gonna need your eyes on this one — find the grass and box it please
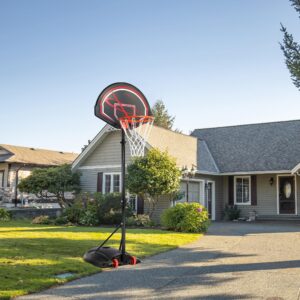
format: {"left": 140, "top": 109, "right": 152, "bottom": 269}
{"left": 0, "top": 220, "right": 200, "bottom": 299}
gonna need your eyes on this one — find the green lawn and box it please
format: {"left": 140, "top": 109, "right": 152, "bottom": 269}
{"left": 0, "top": 221, "right": 200, "bottom": 299}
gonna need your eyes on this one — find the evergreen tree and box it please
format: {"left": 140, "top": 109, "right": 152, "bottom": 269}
{"left": 280, "top": 0, "right": 300, "bottom": 91}
{"left": 152, "top": 100, "right": 175, "bottom": 129}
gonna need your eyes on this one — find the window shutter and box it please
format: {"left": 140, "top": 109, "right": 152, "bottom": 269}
{"left": 251, "top": 175, "right": 257, "bottom": 206}
{"left": 137, "top": 196, "right": 144, "bottom": 214}
{"left": 228, "top": 176, "right": 234, "bottom": 205}
{"left": 97, "top": 172, "right": 103, "bottom": 193}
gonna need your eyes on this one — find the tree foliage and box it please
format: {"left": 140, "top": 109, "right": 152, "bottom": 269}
{"left": 280, "top": 0, "right": 300, "bottom": 91}
{"left": 152, "top": 100, "right": 175, "bottom": 130}
{"left": 127, "top": 148, "right": 181, "bottom": 217}
{"left": 18, "top": 164, "right": 81, "bottom": 208}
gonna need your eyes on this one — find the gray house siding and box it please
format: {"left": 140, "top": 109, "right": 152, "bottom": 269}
{"left": 79, "top": 167, "right": 122, "bottom": 194}
{"left": 81, "top": 131, "right": 132, "bottom": 167}
{"left": 144, "top": 195, "right": 172, "bottom": 224}
{"left": 195, "top": 174, "right": 224, "bottom": 221}
{"left": 78, "top": 131, "right": 132, "bottom": 194}
{"left": 223, "top": 174, "right": 300, "bottom": 218}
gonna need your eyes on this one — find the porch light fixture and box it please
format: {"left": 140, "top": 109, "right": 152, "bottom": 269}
{"left": 269, "top": 177, "right": 274, "bottom": 186}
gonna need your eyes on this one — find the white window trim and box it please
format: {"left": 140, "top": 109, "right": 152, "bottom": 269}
{"left": 102, "top": 172, "right": 121, "bottom": 194}
{"left": 234, "top": 176, "right": 251, "bottom": 205}
{"left": 127, "top": 193, "right": 138, "bottom": 212}
{"left": 206, "top": 180, "right": 216, "bottom": 221}
{"left": 276, "top": 174, "right": 297, "bottom": 215}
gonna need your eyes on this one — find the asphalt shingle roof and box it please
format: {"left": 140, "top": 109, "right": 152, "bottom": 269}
{"left": 192, "top": 120, "right": 300, "bottom": 173}
{"left": 0, "top": 144, "right": 78, "bottom": 166}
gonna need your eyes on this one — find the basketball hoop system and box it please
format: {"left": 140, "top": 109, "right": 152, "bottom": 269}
{"left": 119, "top": 115, "right": 154, "bottom": 157}
{"left": 84, "top": 82, "right": 154, "bottom": 269}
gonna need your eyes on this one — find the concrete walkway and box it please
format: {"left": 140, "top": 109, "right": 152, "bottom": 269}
{"left": 18, "top": 222, "right": 300, "bottom": 300}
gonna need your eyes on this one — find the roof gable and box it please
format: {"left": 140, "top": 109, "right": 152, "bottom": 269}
{"left": 72, "top": 125, "right": 198, "bottom": 170}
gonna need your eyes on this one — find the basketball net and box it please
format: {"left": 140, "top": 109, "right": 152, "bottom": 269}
{"left": 119, "top": 116, "right": 154, "bottom": 157}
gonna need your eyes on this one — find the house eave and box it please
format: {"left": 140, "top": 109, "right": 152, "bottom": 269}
{"left": 291, "top": 163, "right": 300, "bottom": 174}
{"left": 196, "top": 170, "right": 292, "bottom": 176}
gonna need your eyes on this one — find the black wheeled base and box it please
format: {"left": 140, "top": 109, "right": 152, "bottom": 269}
{"left": 83, "top": 222, "right": 141, "bottom": 268}
{"left": 83, "top": 246, "right": 140, "bottom": 268}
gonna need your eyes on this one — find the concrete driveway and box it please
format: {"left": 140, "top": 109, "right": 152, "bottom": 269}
{"left": 18, "top": 222, "right": 300, "bottom": 300}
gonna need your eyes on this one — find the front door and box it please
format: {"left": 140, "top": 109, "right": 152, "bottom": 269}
{"left": 278, "top": 176, "right": 296, "bottom": 214}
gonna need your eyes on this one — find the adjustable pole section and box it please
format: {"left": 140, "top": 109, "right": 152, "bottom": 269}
{"left": 120, "top": 129, "right": 126, "bottom": 262}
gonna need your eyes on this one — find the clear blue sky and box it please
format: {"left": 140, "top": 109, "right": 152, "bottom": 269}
{"left": 0, "top": 0, "right": 299, "bottom": 153}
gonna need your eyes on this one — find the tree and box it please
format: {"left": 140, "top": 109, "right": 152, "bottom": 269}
{"left": 126, "top": 148, "right": 181, "bottom": 217}
{"left": 280, "top": 0, "right": 300, "bottom": 91}
{"left": 18, "top": 164, "right": 81, "bottom": 208}
{"left": 152, "top": 100, "right": 175, "bottom": 129}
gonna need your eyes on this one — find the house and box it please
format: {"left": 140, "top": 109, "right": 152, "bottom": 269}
{"left": 192, "top": 119, "right": 300, "bottom": 220}
{"left": 72, "top": 119, "right": 300, "bottom": 222}
{"left": 0, "top": 144, "right": 78, "bottom": 205}
{"left": 72, "top": 125, "right": 198, "bottom": 221}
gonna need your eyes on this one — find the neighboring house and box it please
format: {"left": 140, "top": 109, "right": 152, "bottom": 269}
{"left": 72, "top": 120, "right": 300, "bottom": 222}
{"left": 0, "top": 144, "right": 78, "bottom": 205}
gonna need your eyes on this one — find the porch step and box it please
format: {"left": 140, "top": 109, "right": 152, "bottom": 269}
{"left": 257, "top": 215, "right": 300, "bottom": 221}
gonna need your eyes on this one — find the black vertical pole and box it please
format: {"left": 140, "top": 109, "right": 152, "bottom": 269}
{"left": 14, "top": 169, "right": 19, "bottom": 207}
{"left": 120, "top": 129, "right": 126, "bottom": 262}
{"left": 186, "top": 180, "right": 189, "bottom": 202}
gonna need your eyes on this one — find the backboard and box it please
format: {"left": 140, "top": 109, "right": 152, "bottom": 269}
{"left": 94, "top": 82, "right": 152, "bottom": 129}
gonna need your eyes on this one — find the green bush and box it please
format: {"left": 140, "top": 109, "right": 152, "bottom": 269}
{"left": 53, "top": 192, "right": 134, "bottom": 226}
{"left": 79, "top": 204, "right": 99, "bottom": 226}
{"left": 63, "top": 202, "right": 84, "bottom": 224}
{"left": 97, "top": 193, "right": 134, "bottom": 225}
{"left": 127, "top": 214, "right": 153, "bottom": 227}
{"left": 31, "top": 215, "right": 52, "bottom": 225}
{"left": 161, "top": 203, "right": 210, "bottom": 233}
{"left": 0, "top": 208, "right": 11, "bottom": 222}
{"left": 54, "top": 215, "right": 69, "bottom": 225}
{"left": 224, "top": 205, "right": 240, "bottom": 221}
{"left": 102, "top": 211, "right": 123, "bottom": 225}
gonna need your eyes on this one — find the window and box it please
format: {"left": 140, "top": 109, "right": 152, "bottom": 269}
{"left": 234, "top": 176, "right": 251, "bottom": 205}
{"left": 127, "top": 194, "right": 137, "bottom": 212}
{"left": 103, "top": 173, "right": 121, "bottom": 193}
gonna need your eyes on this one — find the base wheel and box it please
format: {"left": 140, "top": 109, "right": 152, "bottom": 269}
{"left": 112, "top": 258, "right": 119, "bottom": 268}
{"left": 130, "top": 256, "right": 137, "bottom": 265}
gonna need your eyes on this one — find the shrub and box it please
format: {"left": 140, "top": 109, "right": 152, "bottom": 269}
{"left": 63, "top": 202, "right": 84, "bottom": 224}
{"left": 79, "top": 205, "right": 99, "bottom": 226}
{"left": 102, "top": 211, "right": 123, "bottom": 225}
{"left": 97, "top": 193, "right": 134, "bottom": 225}
{"left": 53, "top": 192, "right": 134, "bottom": 226}
{"left": 126, "top": 214, "right": 153, "bottom": 227}
{"left": 54, "top": 215, "right": 69, "bottom": 225}
{"left": 224, "top": 205, "right": 240, "bottom": 221}
{"left": 0, "top": 208, "right": 11, "bottom": 222}
{"left": 32, "top": 215, "right": 52, "bottom": 225}
{"left": 161, "top": 203, "right": 210, "bottom": 233}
